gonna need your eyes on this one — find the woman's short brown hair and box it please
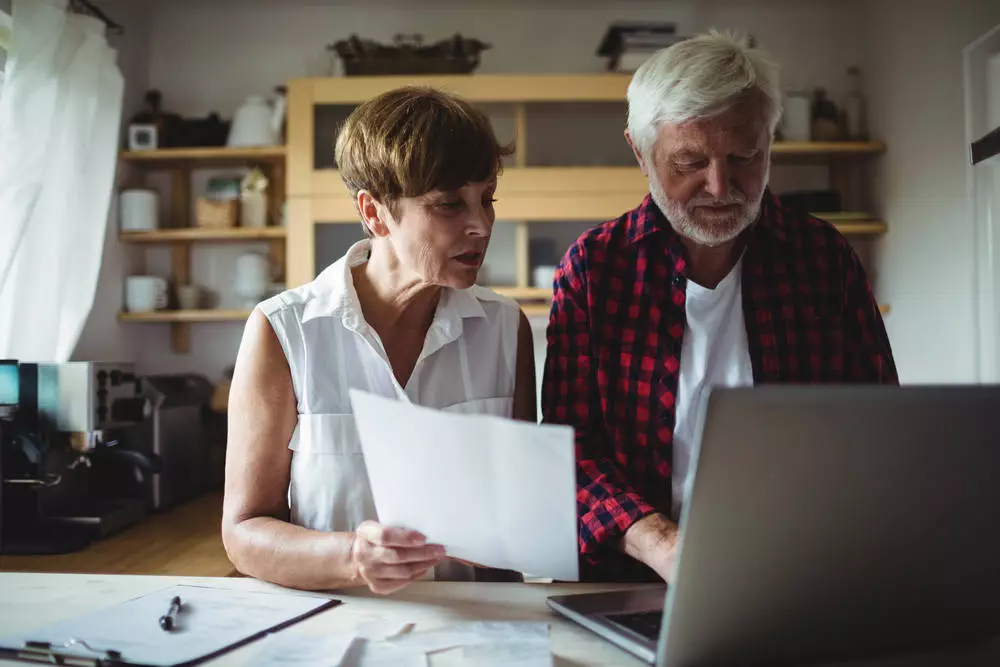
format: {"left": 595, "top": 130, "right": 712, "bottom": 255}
{"left": 335, "top": 87, "right": 513, "bottom": 232}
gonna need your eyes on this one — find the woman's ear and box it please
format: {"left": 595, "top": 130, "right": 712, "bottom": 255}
{"left": 357, "top": 190, "right": 391, "bottom": 238}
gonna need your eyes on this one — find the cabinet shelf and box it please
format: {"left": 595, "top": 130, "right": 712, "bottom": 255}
{"left": 306, "top": 168, "right": 889, "bottom": 228}
{"left": 120, "top": 227, "right": 286, "bottom": 243}
{"left": 771, "top": 141, "right": 885, "bottom": 155}
{"left": 118, "top": 309, "right": 252, "bottom": 323}
{"left": 491, "top": 286, "right": 551, "bottom": 301}
{"left": 121, "top": 146, "right": 286, "bottom": 167}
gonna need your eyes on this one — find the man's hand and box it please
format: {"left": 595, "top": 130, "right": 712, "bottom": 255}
{"left": 621, "top": 513, "right": 681, "bottom": 583}
{"left": 350, "top": 522, "right": 446, "bottom": 595}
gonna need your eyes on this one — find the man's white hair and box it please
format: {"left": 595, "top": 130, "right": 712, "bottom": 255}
{"left": 626, "top": 29, "right": 782, "bottom": 157}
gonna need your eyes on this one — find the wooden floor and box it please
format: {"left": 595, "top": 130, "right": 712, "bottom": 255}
{"left": 0, "top": 492, "right": 236, "bottom": 577}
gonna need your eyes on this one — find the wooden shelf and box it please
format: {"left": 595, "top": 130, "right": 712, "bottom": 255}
{"left": 829, "top": 220, "right": 887, "bottom": 235}
{"left": 118, "top": 309, "right": 252, "bottom": 323}
{"left": 121, "top": 145, "right": 286, "bottom": 167}
{"left": 771, "top": 141, "right": 885, "bottom": 155}
{"left": 120, "top": 227, "right": 286, "bottom": 243}
{"left": 498, "top": 288, "right": 891, "bottom": 318}
{"left": 307, "top": 168, "right": 890, "bottom": 225}
{"left": 521, "top": 304, "right": 552, "bottom": 317}
{"left": 492, "top": 286, "right": 551, "bottom": 301}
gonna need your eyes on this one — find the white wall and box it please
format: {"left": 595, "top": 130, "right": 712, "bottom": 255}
{"left": 78, "top": 0, "right": 870, "bottom": 382}
{"left": 864, "top": 0, "right": 1000, "bottom": 383}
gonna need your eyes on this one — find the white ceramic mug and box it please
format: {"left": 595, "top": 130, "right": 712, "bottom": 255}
{"left": 234, "top": 252, "right": 271, "bottom": 305}
{"left": 120, "top": 190, "right": 159, "bottom": 232}
{"left": 125, "top": 276, "right": 168, "bottom": 312}
{"left": 533, "top": 265, "right": 557, "bottom": 289}
{"left": 176, "top": 284, "right": 202, "bottom": 311}
{"left": 782, "top": 92, "right": 812, "bottom": 142}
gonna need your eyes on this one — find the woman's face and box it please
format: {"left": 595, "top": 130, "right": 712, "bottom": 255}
{"left": 379, "top": 179, "right": 497, "bottom": 289}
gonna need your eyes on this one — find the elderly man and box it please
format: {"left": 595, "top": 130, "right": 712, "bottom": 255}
{"left": 542, "top": 30, "right": 897, "bottom": 583}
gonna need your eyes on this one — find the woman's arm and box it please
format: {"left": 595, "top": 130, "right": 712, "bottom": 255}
{"left": 222, "top": 310, "right": 444, "bottom": 592}
{"left": 513, "top": 310, "right": 538, "bottom": 422}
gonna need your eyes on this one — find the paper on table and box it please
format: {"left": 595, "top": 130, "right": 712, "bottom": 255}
{"left": 349, "top": 389, "right": 579, "bottom": 581}
{"left": 388, "top": 622, "right": 550, "bottom": 654}
{"left": 354, "top": 620, "right": 414, "bottom": 640}
{"left": 461, "top": 638, "right": 553, "bottom": 667}
{"left": 251, "top": 632, "right": 355, "bottom": 666}
{"left": 0, "top": 584, "right": 336, "bottom": 667}
{"left": 340, "top": 638, "right": 427, "bottom": 667}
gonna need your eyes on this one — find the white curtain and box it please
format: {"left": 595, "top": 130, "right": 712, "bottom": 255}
{"left": 0, "top": 0, "right": 123, "bottom": 362}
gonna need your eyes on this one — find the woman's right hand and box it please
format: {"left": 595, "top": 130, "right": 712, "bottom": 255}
{"left": 350, "top": 521, "right": 446, "bottom": 595}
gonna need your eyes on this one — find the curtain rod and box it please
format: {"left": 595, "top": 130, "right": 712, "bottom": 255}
{"left": 69, "top": 0, "right": 122, "bottom": 35}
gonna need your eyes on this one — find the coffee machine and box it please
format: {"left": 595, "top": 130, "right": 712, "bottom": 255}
{"left": 0, "top": 361, "right": 160, "bottom": 554}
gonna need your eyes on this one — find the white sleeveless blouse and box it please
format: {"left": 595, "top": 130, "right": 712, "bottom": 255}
{"left": 258, "top": 240, "right": 520, "bottom": 579}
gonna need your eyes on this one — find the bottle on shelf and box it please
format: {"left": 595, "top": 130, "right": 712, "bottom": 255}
{"left": 844, "top": 66, "right": 868, "bottom": 141}
{"left": 810, "top": 88, "right": 842, "bottom": 142}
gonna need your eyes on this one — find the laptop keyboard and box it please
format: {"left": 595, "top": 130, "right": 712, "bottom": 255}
{"left": 607, "top": 610, "right": 664, "bottom": 641}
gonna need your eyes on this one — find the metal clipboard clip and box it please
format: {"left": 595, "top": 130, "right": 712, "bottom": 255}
{"left": 18, "top": 639, "right": 123, "bottom": 666}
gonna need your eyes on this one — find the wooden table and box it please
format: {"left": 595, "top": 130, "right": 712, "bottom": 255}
{"left": 1, "top": 574, "right": 999, "bottom": 666}
{"left": 0, "top": 573, "right": 650, "bottom": 666}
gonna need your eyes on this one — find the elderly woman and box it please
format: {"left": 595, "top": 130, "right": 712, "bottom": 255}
{"left": 223, "top": 88, "right": 535, "bottom": 594}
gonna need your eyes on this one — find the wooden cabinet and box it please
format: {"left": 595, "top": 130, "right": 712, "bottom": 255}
{"left": 118, "top": 75, "right": 889, "bottom": 355}
{"left": 285, "top": 74, "right": 888, "bottom": 317}
{"left": 117, "top": 147, "right": 287, "bottom": 351}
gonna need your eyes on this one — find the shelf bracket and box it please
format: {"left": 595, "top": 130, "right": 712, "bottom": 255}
{"left": 171, "top": 323, "right": 191, "bottom": 353}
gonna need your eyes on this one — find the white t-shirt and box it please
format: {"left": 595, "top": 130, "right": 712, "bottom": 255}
{"left": 670, "top": 258, "right": 754, "bottom": 520}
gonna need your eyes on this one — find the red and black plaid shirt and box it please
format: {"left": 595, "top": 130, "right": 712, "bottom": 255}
{"left": 542, "top": 190, "right": 898, "bottom": 582}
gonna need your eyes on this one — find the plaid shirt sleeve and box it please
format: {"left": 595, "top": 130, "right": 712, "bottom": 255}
{"left": 843, "top": 243, "right": 899, "bottom": 384}
{"left": 542, "top": 240, "right": 657, "bottom": 561}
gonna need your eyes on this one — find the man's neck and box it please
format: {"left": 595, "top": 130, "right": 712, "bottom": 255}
{"left": 680, "top": 236, "right": 745, "bottom": 289}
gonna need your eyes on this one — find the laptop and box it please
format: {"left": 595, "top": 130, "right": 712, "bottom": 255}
{"left": 548, "top": 386, "right": 1000, "bottom": 667}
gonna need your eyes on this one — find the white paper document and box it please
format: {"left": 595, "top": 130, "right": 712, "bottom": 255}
{"left": 349, "top": 389, "right": 579, "bottom": 581}
{"left": 251, "top": 632, "right": 355, "bottom": 666}
{"left": 0, "top": 584, "right": 337, "bottom": 666}
{"left": 388, "top": 621, "right": 550, "bottom": 655}
{"left": 460, "top": 638, "right": 552, "bottom": 667}
{"left": 340, "top": 638, "right": 427, "bottom": 667}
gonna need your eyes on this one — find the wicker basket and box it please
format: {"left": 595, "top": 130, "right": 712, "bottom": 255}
{"left": 329, "top": 33, "right": 491, "bottom": 76}
{"left": 195, "top": 198, "right": 238, "bottom": 228}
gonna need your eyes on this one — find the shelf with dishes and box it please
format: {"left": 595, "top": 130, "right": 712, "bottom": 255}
{"left": 118, "top": 143, "right": 287, "bottom": 353}
{"left": 116, "top": 287, "right": 551, "bottom": 324}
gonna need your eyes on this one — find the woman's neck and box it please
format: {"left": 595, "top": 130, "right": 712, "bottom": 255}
{"left": 352, "top": 239, "right": 441, "bottom": 333}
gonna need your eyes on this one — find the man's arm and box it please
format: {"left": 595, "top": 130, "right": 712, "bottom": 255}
{"left": 542, "top": 241, "right": 675, "bottom": 578}
{"left": 843, "top": 245, "right": 899, "bottom": 384}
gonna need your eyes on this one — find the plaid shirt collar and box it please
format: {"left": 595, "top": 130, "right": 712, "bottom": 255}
{"left": 625, "top": 188, "right": 789, "bottom": 249}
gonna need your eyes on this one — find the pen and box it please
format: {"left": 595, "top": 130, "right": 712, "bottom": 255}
{"left": 159, "top": 595, "right": 182, "bottom": 631}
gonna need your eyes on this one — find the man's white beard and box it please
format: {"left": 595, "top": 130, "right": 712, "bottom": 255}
{"left": 649, "top": 176, "right": 765, "bottom": 248}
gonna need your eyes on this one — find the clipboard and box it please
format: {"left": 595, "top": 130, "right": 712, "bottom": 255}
{"left": 0, "top": 584, "right": 341, "bottom": 666}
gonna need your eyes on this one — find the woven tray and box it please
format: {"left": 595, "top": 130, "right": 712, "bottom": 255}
{"left": 329, "top": 33, "right": 491, "bottom": 76}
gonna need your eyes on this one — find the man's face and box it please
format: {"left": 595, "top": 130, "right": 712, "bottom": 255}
{"left": 632, "top": 97, "right": 772, "bottom": 248}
